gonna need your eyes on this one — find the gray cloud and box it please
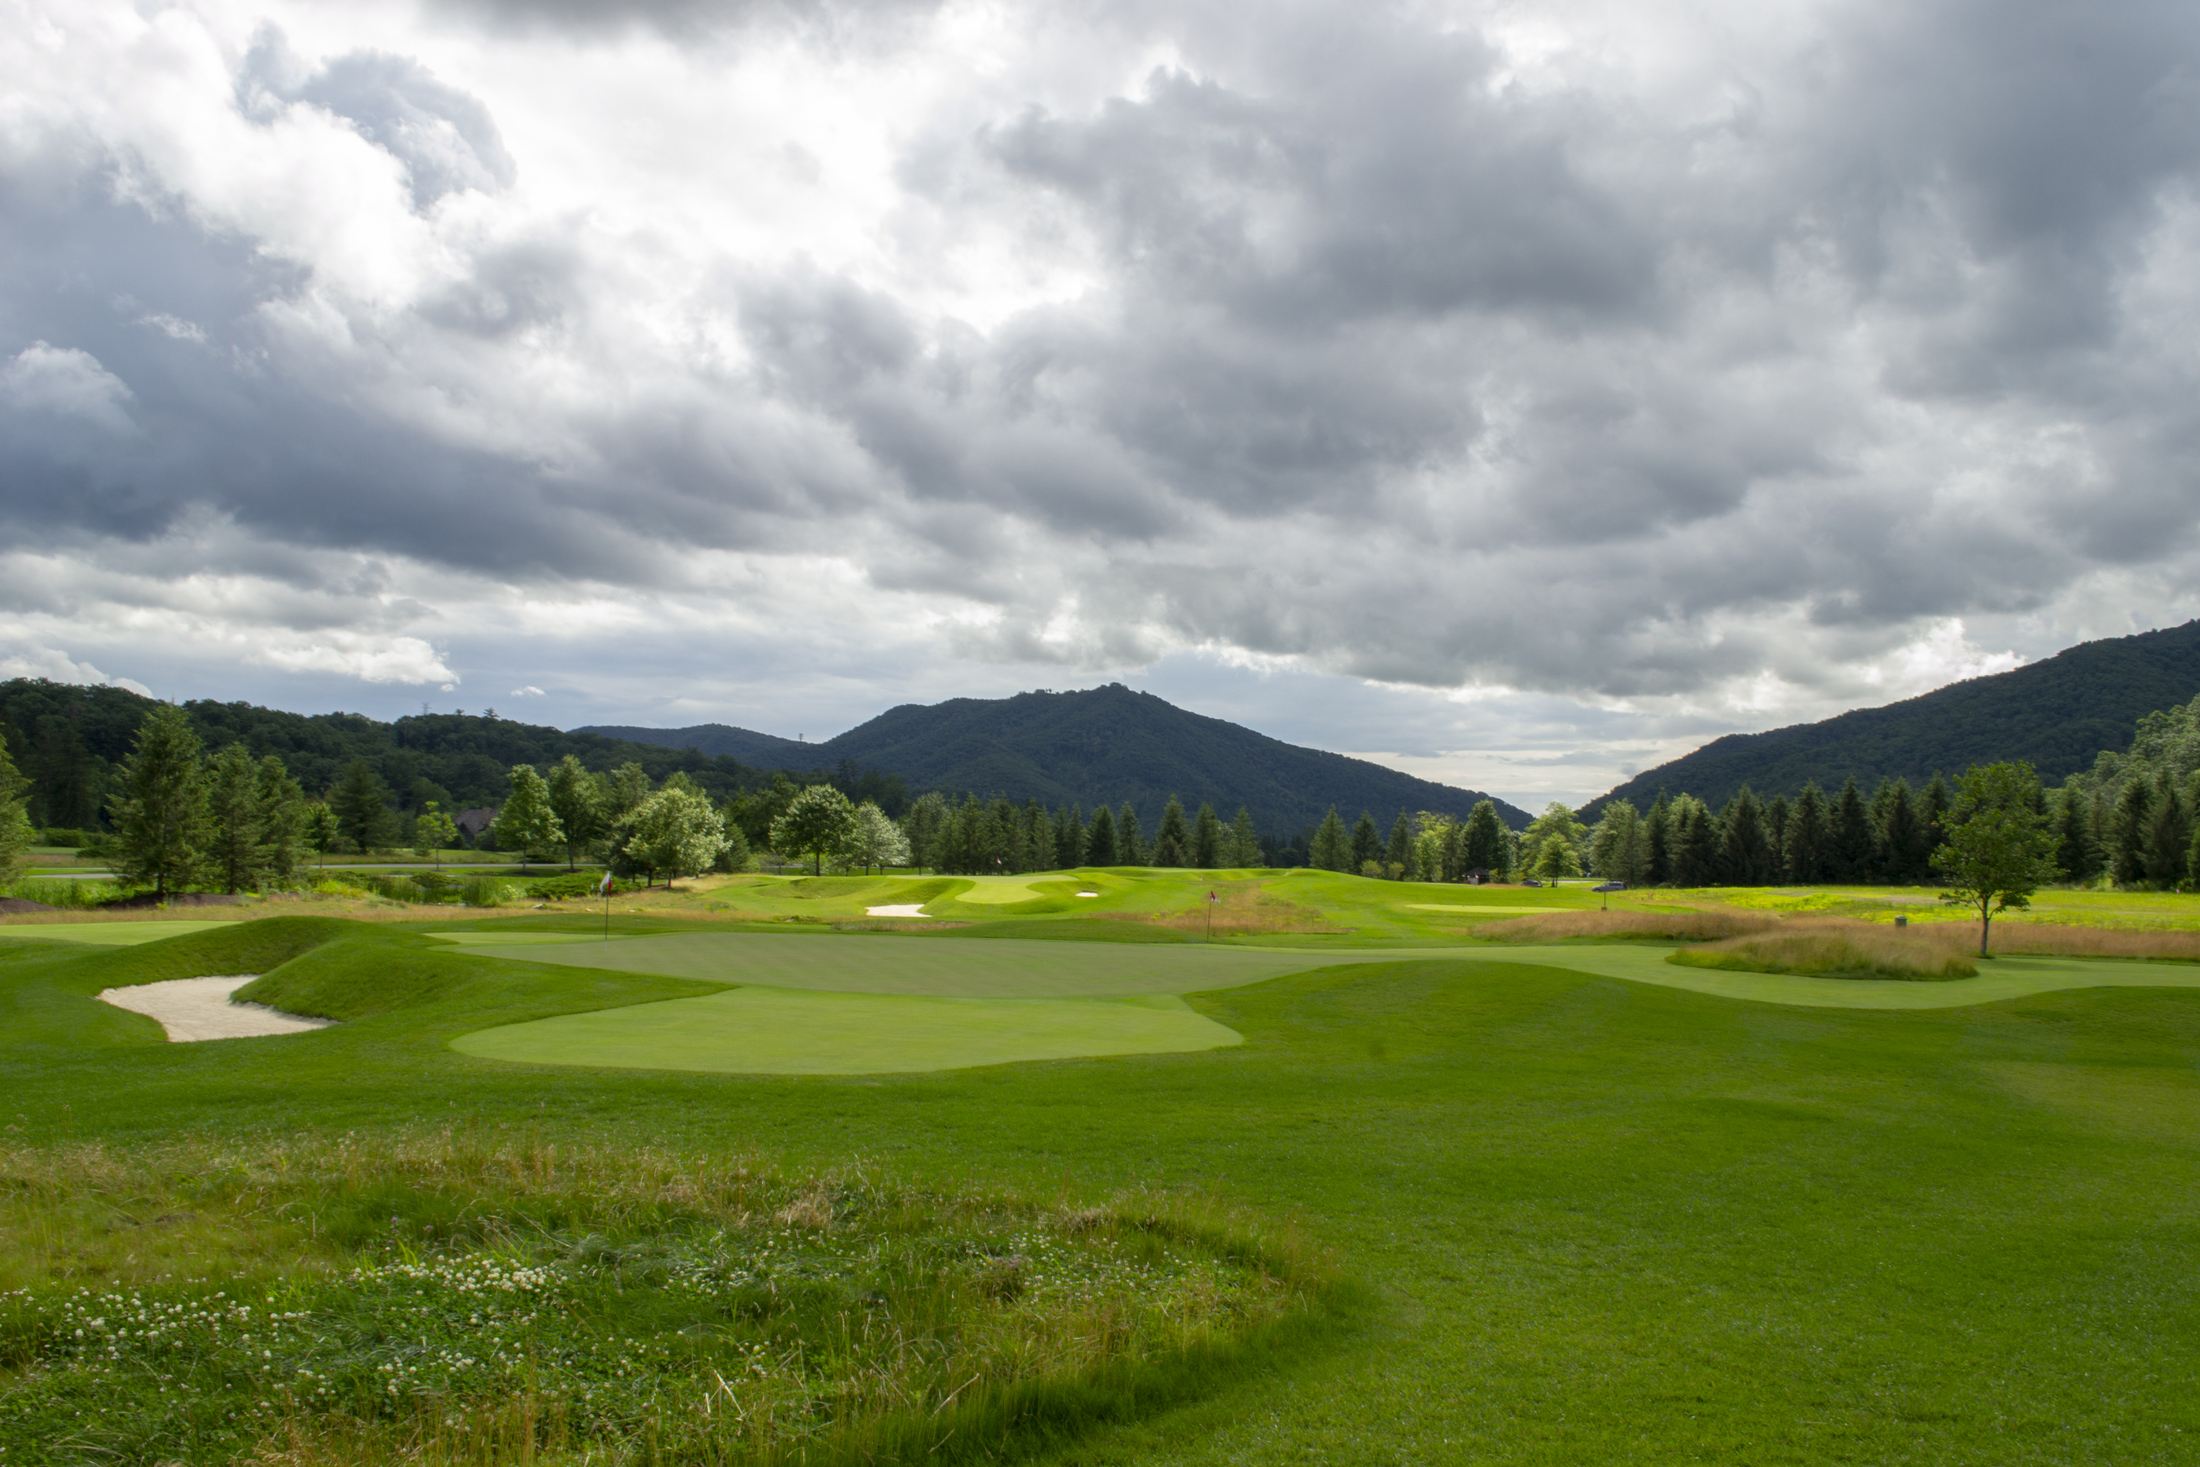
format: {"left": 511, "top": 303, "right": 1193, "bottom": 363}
{"left": 4, "top": 0, "right": 2200, "bottom": 773}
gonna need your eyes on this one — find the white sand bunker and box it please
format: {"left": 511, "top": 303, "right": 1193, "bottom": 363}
{"left": 98, "top": 976, "right": 334, "bottom": 1042}
{"left": 865, "top": 905, "right": 935, "bottom": 919}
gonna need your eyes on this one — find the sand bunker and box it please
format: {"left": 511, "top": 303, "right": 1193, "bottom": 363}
{"left": 97, "top": 976, "right": 334, "bottom": 1042}
{"left": 865, "top": 904, "right": 935, "bottom": 919}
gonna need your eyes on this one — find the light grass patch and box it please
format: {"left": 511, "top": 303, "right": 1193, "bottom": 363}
{"left": 0, "top": 1133, "right": 1326, "bottom": 1465}
{"left": 451, "top": 987, "right": 1243, "bottom": 1074}
{"left": 1404, "top": 904, "right": 1582, "bottom": 917}
{"left": 940, "top": 876, "right": 1056, "bottom": 905}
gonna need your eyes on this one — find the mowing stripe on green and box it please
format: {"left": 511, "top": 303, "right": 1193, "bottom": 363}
{"left": 449, "top": 989, "right": 1240, "bottom": 1075}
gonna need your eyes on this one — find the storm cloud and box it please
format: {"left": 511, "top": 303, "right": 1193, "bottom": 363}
{"left": 1, "top": 0, "right": 2197, "bottom": 805}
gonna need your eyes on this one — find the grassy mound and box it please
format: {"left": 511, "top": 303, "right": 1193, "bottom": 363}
{"left": 0, "top": 1133, "right": 1331, "bottom": 1466}
{"left": 1672, "top": 923, "right": 1978, "bottom": 981}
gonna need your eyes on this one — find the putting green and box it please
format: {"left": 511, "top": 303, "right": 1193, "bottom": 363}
{"left": 451, "top": 989, "right": 1239, "bottom": 1075}
{"left": 454, "top": 931, "right": 1377, "bottom": 998}
{"left": 0, "top": 920, "right": 228, "bottom": 946}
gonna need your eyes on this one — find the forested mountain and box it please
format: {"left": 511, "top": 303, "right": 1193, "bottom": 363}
{"left": 586, "top": 683, "right": 1532, "bottom": 833}
{"left": 0, "top": 679, "right": 781, "bottom": 831}
{"left": 1585, "top": 620, "right": 2200, "bottom": 817}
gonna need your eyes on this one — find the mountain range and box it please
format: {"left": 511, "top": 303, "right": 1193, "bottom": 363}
{"left": 583, "top": 683, "right": 1532, "bottom": 832}
{"left": 1585, "top": 619, "right": 2200, "bottom": 815}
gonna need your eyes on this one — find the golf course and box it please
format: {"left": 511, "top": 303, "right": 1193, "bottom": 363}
{"left": 5, "top": 867, "right": 2200, "bottom": 1463}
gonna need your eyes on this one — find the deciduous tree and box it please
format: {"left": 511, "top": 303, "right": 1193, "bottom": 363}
{"left": 848, "top": 801, "right": 911, "bottom": 874}
{"left": 772, "top": 784, "right": 858, "bottom": 876}
{"left": 413, "top": 800, "right": 458, "bottom": 867}
{"left": 546, "top": 755, "right": 603, "bottom": 871}
{"left": 1935, "top": 761, "right": 2059, "bottom": 955}
{"left": 492, "top": 765, "right": 565, "bottom": 871}
{"left": 0, "top": 740, "right": 31, "bottom": 885}
{"left": 624, "top": 785, "right": 729, "bottom": 884}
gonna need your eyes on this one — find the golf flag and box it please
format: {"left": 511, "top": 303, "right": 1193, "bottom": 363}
{"left": 599, "top": 872, "right": 613, "bottom": 895}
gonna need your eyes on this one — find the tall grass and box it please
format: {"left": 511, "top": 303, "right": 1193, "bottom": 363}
{"left": 1672, "top": 922, "right": 1977, "bottom": 981}
{"left": 1475, "top": 909, "right": 1779, "bottom": 943}
{"left": 1, "top": 878, "right": 125, "bottom": 910}
{"left": 1107, "top": 883, "right": 1349, "bottom": 936}
{"left": 0, "top": 1131, "right": 1333, "bottom": 1466}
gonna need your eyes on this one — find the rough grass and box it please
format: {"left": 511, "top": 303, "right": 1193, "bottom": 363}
{"left": 1104, "top": 883, "right": 1349, "bottom": 937}
{"left": 1672, "top": 922, "right": 1979, "bottom": 981}
{"left": 1473, "top": 908, "right": 1779, "bottom": 943}
{"left": 0, "top": 1131, "right": 1332, "bottom": 1466}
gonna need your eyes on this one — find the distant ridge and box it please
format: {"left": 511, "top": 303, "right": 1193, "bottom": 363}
{"left": 583, "top": 684, "right": 1531, "bottom": 832}
{"left": 1586, "top": 619, "right": 2200, "bottom": 815}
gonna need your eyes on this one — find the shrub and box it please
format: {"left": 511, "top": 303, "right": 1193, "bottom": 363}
{"left": 525, "top": 872, "right": 630, "bottom": 901}
{"left": 461, "top": 876, "right": 516, "bottom": 908}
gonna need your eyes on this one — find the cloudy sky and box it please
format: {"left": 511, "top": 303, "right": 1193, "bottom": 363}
{"left": 3, "top": 0, "right": 2197, "bottom": 808}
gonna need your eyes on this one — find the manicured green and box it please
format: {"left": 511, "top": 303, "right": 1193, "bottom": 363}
{"left": 0, "top": 920, "right": 227, "bottom": 945}
{"left": 453, "top": 988, "right": 1240, "bottom": 1074}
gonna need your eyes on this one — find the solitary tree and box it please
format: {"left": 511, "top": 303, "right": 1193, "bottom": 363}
{"left": 1934, "top": 761, "right": 2059, "bottom": 956}
{"left": 110, "top": 705, "right": 208, "bottom": 899}
{"left": 1534, "top": 834, "right": 1584, "bottom": 884}
{"left": 1520, "top": 802, "right": 1587, "bottom": 883}
{"left": 772, "top": 784, "right": 859, "bottom": 875}
{"left": 492, "top": 765, "right": 565, "bottom": 871}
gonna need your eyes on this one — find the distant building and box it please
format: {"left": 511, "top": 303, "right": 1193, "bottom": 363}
{"left": 1463, "top": 867, "right": 1493, "bottom": 885}
{"left": 455, "top": 807, "right": 497, "bottom": 845}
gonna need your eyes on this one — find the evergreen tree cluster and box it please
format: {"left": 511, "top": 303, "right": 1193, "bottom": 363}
{"left": 103, "top": 706, "right": 311, "bottom": 896}
{"left": 1582, "top": 776, "right": 1957, "bottom": 888}
{"left": 891, "top": 792, "right": 1266, "bottom": 875}
{"left": 1298, "top": 800, "right": 1516, "bottom": 880}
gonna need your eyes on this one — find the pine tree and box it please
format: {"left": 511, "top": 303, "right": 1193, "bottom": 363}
{"left": 1060, "top": 804, "right": 1086, "bottom": 867}
{"left": 1645, "top": 792, "right": 1672, "bottom": 885}
{"left": 999, "top": 799, "right": 1031, "bottom": 873}
{"left": 1672, "top": 800, "right": 1720, "bottom": 887}
{"left": 1192, "top": 802, "right": 1222, "bottom": 868}
{"left": 2053, "top": 788, "right": 2094, "bottom": 881}
{"left": 1719, "top": 788, "right": 1771, "bottom": 885}
{"left": 1350, "top": 812, "right": 1381, "bottom": 874}
{"left": 1867, "top": 779, "right": 1902, "bottom": 881}
{"left": 1385, "top": 813, "right": 1414, "bottom": 879}
{"left": 110, "top": 705, "right": 208, "bottom": 898}
{"left": 1461, "top": 800, "right": 1507, "bottom": 877}
{"left": 329, "top": 758, "right": 396, "bottom": 855}
{"left": 203, "top": 743, "right": 266, "bottom": 894}
{"left": 1145, "top": 796, "right": 1187, "bottom": 866}
{"left": 1832, "top": 778, "right": 1873, "bottom": 882}
{"left": 1878, "top": 780, "right": 1926, "bottom": 884}
{"left": 1085, "top": 805, "right": 1118, "bottom": 866}
{"left": 1921, "top": 774, "right": 1953, "bottom": 859}
{"left": 1785, "top": 784, "right": 1828, "bottom": 882}
{"left": 1764, "top": 795, "right": 1790, "bottom": 880}
{"left": 2111, "top": 777, "right": 2154, "bottom": 886}
{"left": 1228, "top": 807, "right": 1259, "bottom": 867}
{"left": 1438, "top": 818, "right": 1465, "bottom": 882}
{"left": 1117, "top": 803, "right": 1144, "bottom": 865}
{"left": 2143, "top": 773, "right": 2191, "bottom": 887}
{"left": 1309, "top": 807, "right": 1351, "bottom": 872}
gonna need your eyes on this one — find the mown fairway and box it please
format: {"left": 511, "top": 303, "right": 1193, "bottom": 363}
{"left": 3, "top": 879, "right": 2199, "bottom": 1463}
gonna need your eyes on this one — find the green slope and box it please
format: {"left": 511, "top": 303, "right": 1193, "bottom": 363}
{"left": 1588, "top": 617, "right": 2200, "bottom": 812}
